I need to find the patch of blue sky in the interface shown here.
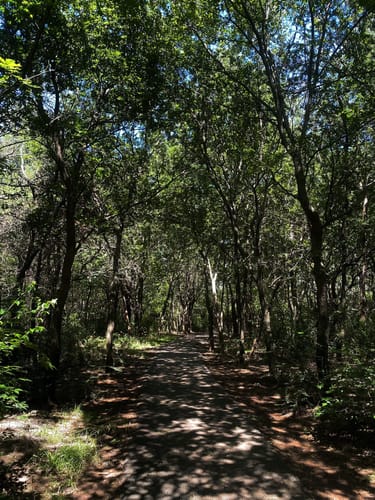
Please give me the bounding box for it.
[158,1,172,17]
[116,122,146,148]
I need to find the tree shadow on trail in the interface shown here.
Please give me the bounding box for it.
[117,340,305,499]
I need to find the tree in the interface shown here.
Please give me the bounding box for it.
[175,0,371,380]
[0,0,168,394]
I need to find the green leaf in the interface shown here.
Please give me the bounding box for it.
[0,56,21,74]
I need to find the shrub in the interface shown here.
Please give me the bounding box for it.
[315,359,375,438]
[284,367,320,413]
[0,284,55,416]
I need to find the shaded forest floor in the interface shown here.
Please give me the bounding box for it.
[0,338,374,499]
[201,350,375,499]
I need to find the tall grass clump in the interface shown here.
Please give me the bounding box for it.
[41,435,97,486]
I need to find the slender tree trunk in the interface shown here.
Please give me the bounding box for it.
[121,282,132,333]
[48,190,77,400]
[207,258,225,354]
[121,293,131,334]
[255,251,274,374]
[232,236,247,364]
[331,275,345,362]
[359,182,369,323]
[314,266,330,380]
[159,279,174,333]
[105,224,123,370]
[204,269,215,351]
[207,259,225,356]
[295,158,330,379]
[288,266,302,333]
[256,288,274,372]
[16,230,38,289]
[84,283,93,328]
[135,274,144,334]
[230,288,238,340]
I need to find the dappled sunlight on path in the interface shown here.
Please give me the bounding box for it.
[120,339,305,499]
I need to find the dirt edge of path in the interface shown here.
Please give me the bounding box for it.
[201,348,375,500]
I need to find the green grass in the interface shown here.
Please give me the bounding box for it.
[81,332,176,365]
[30,406,98,493]
[116,332,176,352]
[16,412,31,420]
[36,425,65,445]
[40,435,97,486]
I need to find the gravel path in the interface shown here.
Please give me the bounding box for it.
[121,337,307,499]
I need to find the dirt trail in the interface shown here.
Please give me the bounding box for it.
[123,338,310,499]
[76,337,308,499]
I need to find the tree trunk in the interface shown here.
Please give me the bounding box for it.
[314,265,330,380]
[135,274,144,334]
[48,189,77,400]
[120,281,133,333]
[295,161,330,380]
[105,224,123,370]
[159,279,174,334]
[288,271,301,332]
[208,259,225,355]
[255,253,274,374]
[359,183,369,323]
[16,230,38,289]
[204,270,215,351]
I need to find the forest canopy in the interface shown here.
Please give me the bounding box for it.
[0,0,374,435]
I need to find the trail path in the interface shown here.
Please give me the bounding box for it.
[119,337,305,499]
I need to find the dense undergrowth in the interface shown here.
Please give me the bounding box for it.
[225,335,375,445]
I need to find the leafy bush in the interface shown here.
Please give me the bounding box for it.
[315,359,375,437]
[0,284,55,416]
[283,367,320,413]
[79,336,106,366]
